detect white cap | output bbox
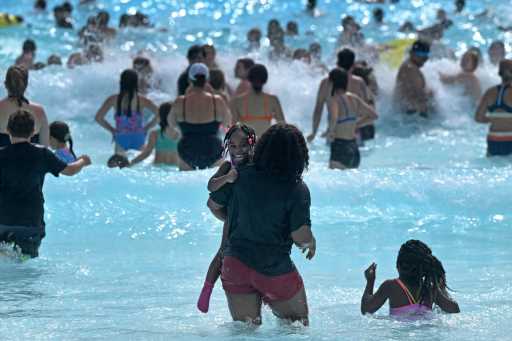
[188,63,209,81]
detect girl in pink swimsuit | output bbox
[360,240,460,318]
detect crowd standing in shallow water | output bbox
[1,0,512,327]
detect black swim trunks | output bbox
[330,138,360,169]
[0,224,44,258]
[487,139,512,156]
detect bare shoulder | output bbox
[28,102,47,117]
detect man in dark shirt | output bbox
[0,110,91,258]
[207,123,315,326]
[177,45,206,96]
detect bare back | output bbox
[0,97,49,146]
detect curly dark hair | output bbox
[397,240,449,305]
[253,123,309,182]
[7,110,35,138]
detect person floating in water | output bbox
[393,40,435,118]
[129,102,180,167]
[95,69,159,161]
[197,123,257,313]
[475,59,512,157]
[0,110,91,258]
[361,240,460,317]
[49,121,77,164]
[440,49,482,106]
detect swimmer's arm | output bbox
[434,288,460,313]
[355,96,378,128]
[326,98,338,140]
[36,106,50,147]
[207,162,233,192]
[61,155,91,176]
[140,96,159,131]
[308,78,329,141]
[291,225,316,260]
[272,96,286,123]
[207,198,227,221]
[216,95,232,127]
[475,90,492,123]
[129,130,157,166]
[95,96,116,134]
[439,73,458,84]
[229,98,240,125]
[361,279,392,315]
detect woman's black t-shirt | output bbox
[210,165,311,276]
[0,142,67,228]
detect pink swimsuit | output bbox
[390,279,431,317]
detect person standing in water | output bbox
[440,49,482,105]
[15,39,37,70]
[475,59,512,157]
[0,110,91,258]
[129,102,180,167]
[307,48,373,143]
[170,63,230,171]
[208,123,315,326]
[197,123,257,313]
[393,40,434,117]
[327,69,378,169]
[230,64,285,137]
[361,240,460,316]
[233,58,255,96]
[0,66,49,147]
[177,45,206,96]
[95,69,159,158]
[49,121,77,164]
[488,41,506,66]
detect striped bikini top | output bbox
[488,84,512,117]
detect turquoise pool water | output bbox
[1,0,512,340]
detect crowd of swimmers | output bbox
[1,0,511,327]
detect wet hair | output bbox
[373,8,384,23]
[116,69,139,117]
[293,48,309,60]
[237,58,255,71]
[248,64,268,93]
[329,68,349,95]
[97,10,110,26]
[396,240,448,304]
[462,50,480,71]
[286,21,299,35]
[336,48,356,70]
[187,45,206,62]
[191,75,207,88]
[307,0,316,11]
[203,44,216,56]
[50,121,76,158]
[253,123,309,182]
[133,56,150,69]
[5,65,29,107]
[223,123,257,158]
[7,110,35,138]
[352,64,373,86]
[342,15,357,28]
[62,1,73,13]
[22,39,36,53]
[209,69,226,91]
[455,0,465,12]
[158,102,172,135]
[411,40,431,55]
[119,14,129,27]
[35,0,47,10]
[489,40,505,52]
[247,28,262,41]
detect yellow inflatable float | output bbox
[0,13,24,28]
[380,38,415,69]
